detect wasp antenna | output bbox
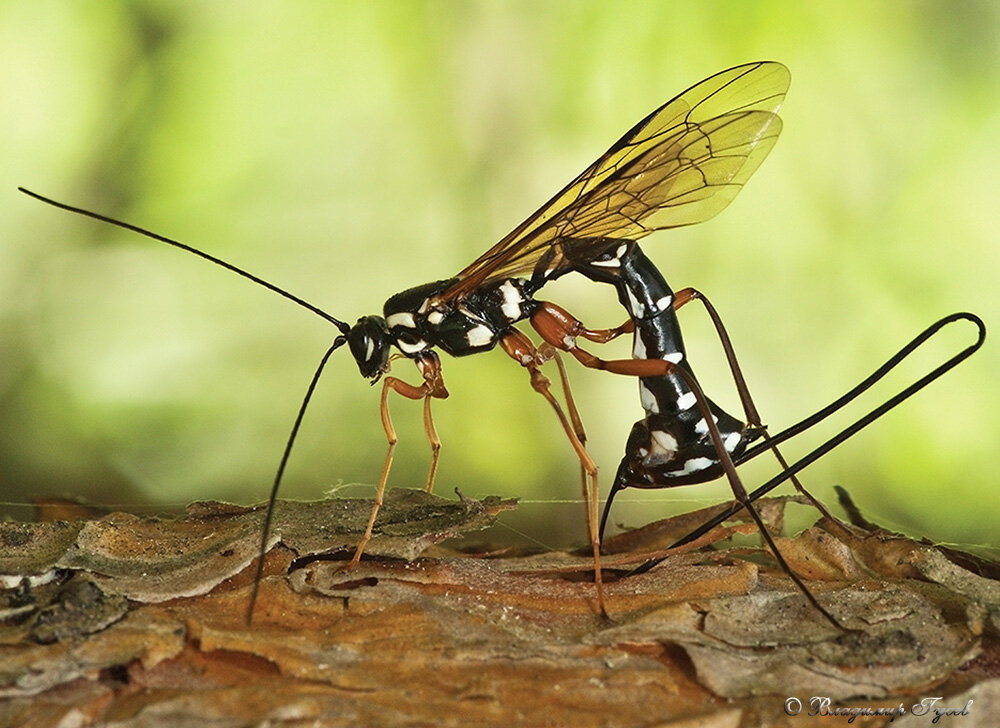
[18,187,350,331]
[247,335,347,624]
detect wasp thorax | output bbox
[347,316,391,379]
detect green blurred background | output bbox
[3,2,998,550]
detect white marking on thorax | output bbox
[365,338,375,361]
[676,391,697,411]
[386,312,416,329]
[662,351,683,364]
[654,294,672,312]
[397,338,428,354]
[466,324,494,347]
[563,334,577,349]
[500,286,523,319]
[500,280,522,304]
[427,310,444,325]
[615,243,628,259]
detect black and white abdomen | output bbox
[561,237,759,490]
[382,277,537,358]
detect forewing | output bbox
[443,61,790,298]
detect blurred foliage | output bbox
[2,1,998,548]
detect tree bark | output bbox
[2,490,999,727]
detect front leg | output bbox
[349,351,448,569]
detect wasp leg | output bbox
[501,330,607,619]
[672,287,840,525]
[539,316,633,518]
[350,352,448,569]
[541,347,590,535]
[531,304,847,630]
[578,319,635,343]
[534,302,635,347]
[423,395,442,493]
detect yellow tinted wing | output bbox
[443,61,789,298]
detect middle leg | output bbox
[531,303,847,629]
[500,329,607,618]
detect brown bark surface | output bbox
[2,489,999,727]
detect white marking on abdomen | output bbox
[591,257,621,268]
[676,391,697,411]
[662,351,683,364]
[694,415,719,435]
[649,430,678,457]
[655,294,672,312]
[639,383,659,413]
[724,432,742,452]
[633,335,647,359]
[682,457,713,473]
[668,457,714,476]
[625,286,645,317]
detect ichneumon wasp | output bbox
[20,61,985,627]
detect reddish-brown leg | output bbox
[538,314,633,487]
[531,302,845,630]
[672,287,839,524]
[501,330,607,618]
[543,346,587,447]
[423,395,442,493]
[542,346,592,549]
[349,353,449,568]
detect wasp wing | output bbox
[442,61,790,299]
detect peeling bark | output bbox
[1,490,999,727]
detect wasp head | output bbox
[347,315,391,380]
